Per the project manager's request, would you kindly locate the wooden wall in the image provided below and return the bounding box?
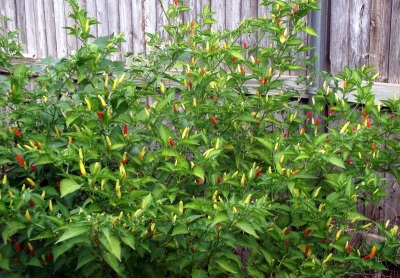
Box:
[1,1,400,83]
[330,0,400,83]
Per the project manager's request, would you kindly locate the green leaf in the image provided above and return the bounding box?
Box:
[230,50,244,61]
[303,26,318,37]
[0,257,10,271]
[192,166,204,180]
[171,222,189,236]
[2,221,25,243]
[26,257,42,267]
[30,230,54,240]
[235,220,259,238]
[326,156,345,169]
[120,234,135,250]
[212,211,229,226]
[192,269,209,278]
[214,257,238,274]
[55,226,88,244]
[52,236,87,261]
[60,178,82,198]
[99,228,121,261]
[101,251,124,276]
[159,124,171,145]
[76,253,95,270]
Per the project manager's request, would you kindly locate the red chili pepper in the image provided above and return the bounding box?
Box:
[371,142,376,151]
[347,157,352,164]
[189,81,193,89]
[347,244,353,252]
[329,108,333,116]
[34,141,41,150]
[123,158,128,164]
[263,77,268,84]
[305,245,310,255]
[241,66,245,74]
[367,118,371,128]
[320,239,326,243]
[277,18,281,24]
[284,230,291,235]
[15,243,22,253]
[292,169,300,175]
[13,129,21,137]
[361,110,366,117]
[211,116,217,125]
[217,176,221,184]
[243,42,247,49]
[14,258,20,263]
[190,246,195,254]
[30,164,36,171]
[307,111,312,120]
[213,125,218,130]
[96,112,104,120]
[169,138,175,148]
[56,181,60,189]
[256,168,262,177]
[16,154,24,166]
[124,124,128,135]
[365,157,369,163]
[304,230,310,236]
[30,249,34,256]
[285,240,289,246]
[173,0,178,6]
[284,132,288,138]
[256,58,261,65]
[201,68,205,75]
[315,118,320,126]
[173,104,178,112]
[232,57,237,63]
[29,199,34,207]
[391,113,395,119]
[47,253,53,261]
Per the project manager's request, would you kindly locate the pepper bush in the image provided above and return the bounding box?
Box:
[1,0,400,277]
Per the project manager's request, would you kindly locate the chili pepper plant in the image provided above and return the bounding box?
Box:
[0,0,400,276]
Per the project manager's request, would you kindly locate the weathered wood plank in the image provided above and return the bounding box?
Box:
[0,0,17,32]
[388,0,400,83]
[54,0,68,57]
[107,0,121,60]
[24,1,38,57]
[15,1,27,55]
[132,1,145,54]
[348,0,371,69]
[43,0,57,58]
[119,0,133,57]
[241,0,258,49]
[144,0,157,54]
[211,0,226,32]
[330,0,350,73]
[95,0,109,37]
[35,0,49,58]
[369,0,391,82]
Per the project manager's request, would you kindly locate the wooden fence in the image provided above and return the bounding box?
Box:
[1,0,399,84]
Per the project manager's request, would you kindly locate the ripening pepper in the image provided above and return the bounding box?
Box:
[79,160,87,177]
[25,210,31,221]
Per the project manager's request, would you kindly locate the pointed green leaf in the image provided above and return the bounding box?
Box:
[60,178,82,198]
[99,228,121,261]
[101,251,124,276]
[55,226,88,244]
[120,234,135,250]
[214,257,239,274]
[192,269,209,278]
[326,156,345,169]
[193,166,204,180]
[212,211,229,226]
[171,222,189,236]
[235,220,259,238]
[159,124,171,145]
[303,26,318,37]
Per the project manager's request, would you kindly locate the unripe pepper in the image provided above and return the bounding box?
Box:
[115,180,121,199]
[25,210,31,221]
[179,201,184,215]
[79,160,87,177]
